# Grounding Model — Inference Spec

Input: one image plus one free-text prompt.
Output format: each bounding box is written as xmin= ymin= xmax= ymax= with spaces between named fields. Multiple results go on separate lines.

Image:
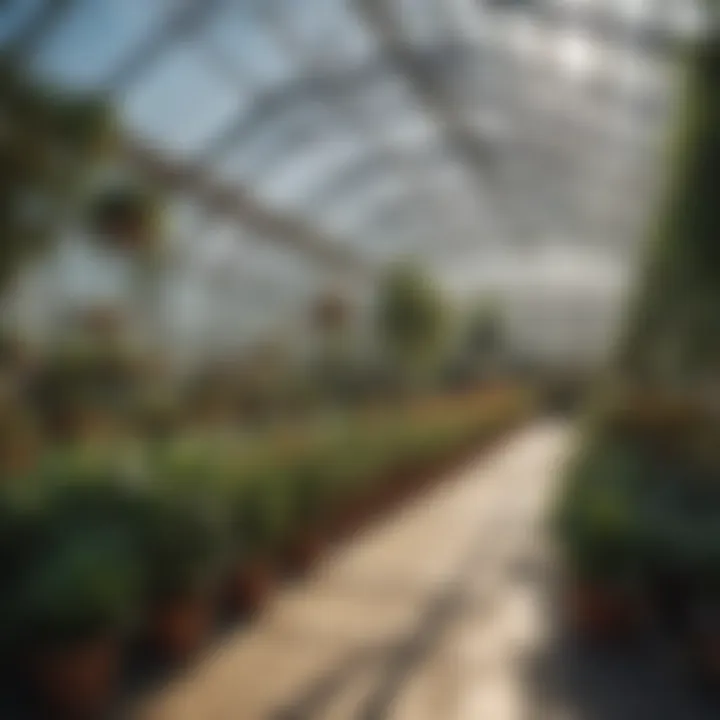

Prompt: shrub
xmin=222 ymin=452 xmax=289 ymax=562
xmin=556 ymin=442 xmax=647 ymax=584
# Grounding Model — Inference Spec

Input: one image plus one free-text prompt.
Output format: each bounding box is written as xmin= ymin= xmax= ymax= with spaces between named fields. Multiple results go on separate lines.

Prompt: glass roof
xmin=0 ymin=0 xmax=693 ymax=351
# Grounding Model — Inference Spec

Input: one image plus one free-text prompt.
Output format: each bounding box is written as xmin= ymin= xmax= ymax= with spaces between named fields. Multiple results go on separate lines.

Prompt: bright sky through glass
xmin=0 ymin=0 xmax=680 ymax=350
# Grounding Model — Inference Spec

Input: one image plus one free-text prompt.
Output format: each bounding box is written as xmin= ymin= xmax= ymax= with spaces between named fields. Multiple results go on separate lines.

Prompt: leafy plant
xmin=283 ymin=446 xmax=335 ymax=530
xmin=9 ymin=530 xmax=138 ymax=648
xmin=376 ymin=263 xmax=447 ymax=382
xmin=556 ymin=443 xmax=648 ymax=583
xmin=223 ymin=454 xmax=289 ymax=561
xmin=89 ymin=183 xmax=163 ymax=255
xmin=134 ymin=482 xmax=228 ymax=602
xmin=0 ymin=62 xmax=113 ymax=291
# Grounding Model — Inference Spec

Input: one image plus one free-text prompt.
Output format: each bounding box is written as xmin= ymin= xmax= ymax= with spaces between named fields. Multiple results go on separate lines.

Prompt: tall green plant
xmin=556 ymin=29 xmax=720 ymax=598
xmin=618 ymin=38 xmax=720 ymax=382
xmin=376 ymin=263 xmax=447 ymax=384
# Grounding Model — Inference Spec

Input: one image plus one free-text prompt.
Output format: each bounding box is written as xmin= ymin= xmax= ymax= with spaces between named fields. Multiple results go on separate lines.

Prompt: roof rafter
xmin=82 ymin=0 xmax=373 ymax=278
xmin=353 ymin=0 xmax=524 ymax=248
xmin=198 ymin=41 xmax=474 ymax=163
xmin=123 ymin=139 xmax=373 ymax=276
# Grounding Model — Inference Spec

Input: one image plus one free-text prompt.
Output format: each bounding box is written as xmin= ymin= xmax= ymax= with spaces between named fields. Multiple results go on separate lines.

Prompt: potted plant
xmin=89 ymin=183 xmax=162 ymax=255
xmin=221 ymin=455 xmax=288 ymax=616
xmin=555 ymin=444 xmax=649 ymax=643
xmin=282 ymin=447 xmax=333 ymax=577
xmin=322 ymin=430 xmax=386 ymax=539
xmin=12 ymin=531 xmax=138 ymax=719
xmin=135 ymin=481 xmax=227 ymax=664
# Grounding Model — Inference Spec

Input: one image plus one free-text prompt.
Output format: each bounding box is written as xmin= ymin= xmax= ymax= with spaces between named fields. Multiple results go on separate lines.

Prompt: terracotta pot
xmin=283 ymin=528 xmax=324 ymax=577
xmin=31 ymin=634 xmax=121 ymax=719
xmin=566 ymin=580 xmax=644 ymax=643
xmin=389 ymin=477 xmax=411 ymax=504
xmin=334 ymin=502 xmax=366 ymax=539
xmin=145 ymin=594 xmax=214 ymax=662
xmin=374 ymin=481 xmax=401 ymax=512
xmin=225 ymin=558 xmax=275 ymax=617
xmin=323 ymin=505 xmax=347 ymax=540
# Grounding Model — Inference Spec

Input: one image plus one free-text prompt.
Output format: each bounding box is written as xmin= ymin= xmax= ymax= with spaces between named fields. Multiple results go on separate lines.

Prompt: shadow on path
xmin=270 ymin=527 xmax=492 ymax=720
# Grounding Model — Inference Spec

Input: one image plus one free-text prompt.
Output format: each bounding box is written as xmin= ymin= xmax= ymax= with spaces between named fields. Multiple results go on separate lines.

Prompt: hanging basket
xmin=89 ymin=185 xmax=161 ymax=254
xmin=313 ymin=292 xmax=350 ymax=333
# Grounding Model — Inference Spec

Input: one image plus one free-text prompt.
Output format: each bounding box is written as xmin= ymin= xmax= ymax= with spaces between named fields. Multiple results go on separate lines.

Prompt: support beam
xmin=354 ymin=0 xmax=499 ymax=174
xmin=353 ymin=0 xmax=517 ymax=246
xmin=90 ymin=0 xmax=372 ymax=279
xmin=122 ymin=139 xmax=373 ymax=277
xmin=199 ymin=42 xmax=474 ymax=164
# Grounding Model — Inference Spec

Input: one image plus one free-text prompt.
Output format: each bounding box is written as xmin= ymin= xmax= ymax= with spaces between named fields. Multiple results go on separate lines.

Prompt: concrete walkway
xmin=141 ymin=423 xmax=571 ymax=720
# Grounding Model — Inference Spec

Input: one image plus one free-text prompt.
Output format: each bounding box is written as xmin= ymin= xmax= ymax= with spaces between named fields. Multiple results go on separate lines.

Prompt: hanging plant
xmin=0 ymin=62 xmax=116 ymax=292
xmin=313 ymin=291 xmax=351 ymax=335
xmin=89 ymin=184 xmax=163 ymax=255
xmin=53 ymin=95 xmax=115 ymax=163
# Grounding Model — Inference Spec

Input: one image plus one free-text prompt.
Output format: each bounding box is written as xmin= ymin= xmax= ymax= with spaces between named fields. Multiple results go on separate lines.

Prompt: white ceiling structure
xmin=0 ymin=0 xmax=697 ymax=358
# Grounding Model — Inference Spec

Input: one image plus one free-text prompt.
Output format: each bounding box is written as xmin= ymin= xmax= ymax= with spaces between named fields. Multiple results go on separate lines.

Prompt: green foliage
xmin=0 ymin=388 xmax=530 ymax=652
xmin=89 ymin=183 xmax=165 ymax=256
xmin=618 ymin=39 xmax=720 ymax=379
xmin=557 ymin=436 xmax=720 ymax=591
xmin=557 ymin=37 xmax=720 ymax=608
xmin=0 ymin=61 xmax=114 ymax=288
xmin=223 ymin=453 xmax=289 ymax=559
xmin=556 ymin=443 xmax=645 ymax=581
xmin=134 ymin=488 xmax=228 ymax=602
xmin=10 ymin=531 xmax=139 ymax=648
xmin=139 ymin=444 xmax=232 ymax=600
xmin=376 ymin=263 xmax=447 ymax=374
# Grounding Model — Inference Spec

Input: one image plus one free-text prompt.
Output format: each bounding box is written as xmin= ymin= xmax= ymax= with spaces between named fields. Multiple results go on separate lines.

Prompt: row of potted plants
xmin=0 ymin=385 xmax=534 ymax=718
xmin=555 ymin=413 xmax=720 ymax=682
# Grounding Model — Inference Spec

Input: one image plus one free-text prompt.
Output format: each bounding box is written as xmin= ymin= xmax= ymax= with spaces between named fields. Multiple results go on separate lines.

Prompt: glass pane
xmin=201 ymin=2 xmax=295 ymax=90
xmin=258 ymin=136 xmax=368 ymax=208
xmin=31 ymin=0 xmax=176 ymax=89
xmin=0 ymin=0 xmax=43 ymax=48
xmin=121 ymin=43 xmax=245 ymax=157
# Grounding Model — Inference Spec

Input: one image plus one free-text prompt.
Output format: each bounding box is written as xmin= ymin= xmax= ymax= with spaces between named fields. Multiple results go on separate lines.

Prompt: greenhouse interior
xmin=0 ymin=0 xmax=718 ymax=718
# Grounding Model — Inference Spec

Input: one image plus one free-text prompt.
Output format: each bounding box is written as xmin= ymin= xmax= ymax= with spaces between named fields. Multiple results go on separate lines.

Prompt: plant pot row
xmin=1 ymin=387 xmax=534 ymax=719
xmin=21 ymin=452 xmax=494 ymax=720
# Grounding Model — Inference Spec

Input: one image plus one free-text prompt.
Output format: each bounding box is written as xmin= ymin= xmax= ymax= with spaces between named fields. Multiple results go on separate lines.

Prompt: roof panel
xmin=200 ymin=2 xmax=295 ymax=89
xmin=0 ymin=0 xmax=44 ymax=46
xmin=30 ymin=0 xmax=176 ymax=89
xmin=120 ymin=43 xmax=245 ymax=158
